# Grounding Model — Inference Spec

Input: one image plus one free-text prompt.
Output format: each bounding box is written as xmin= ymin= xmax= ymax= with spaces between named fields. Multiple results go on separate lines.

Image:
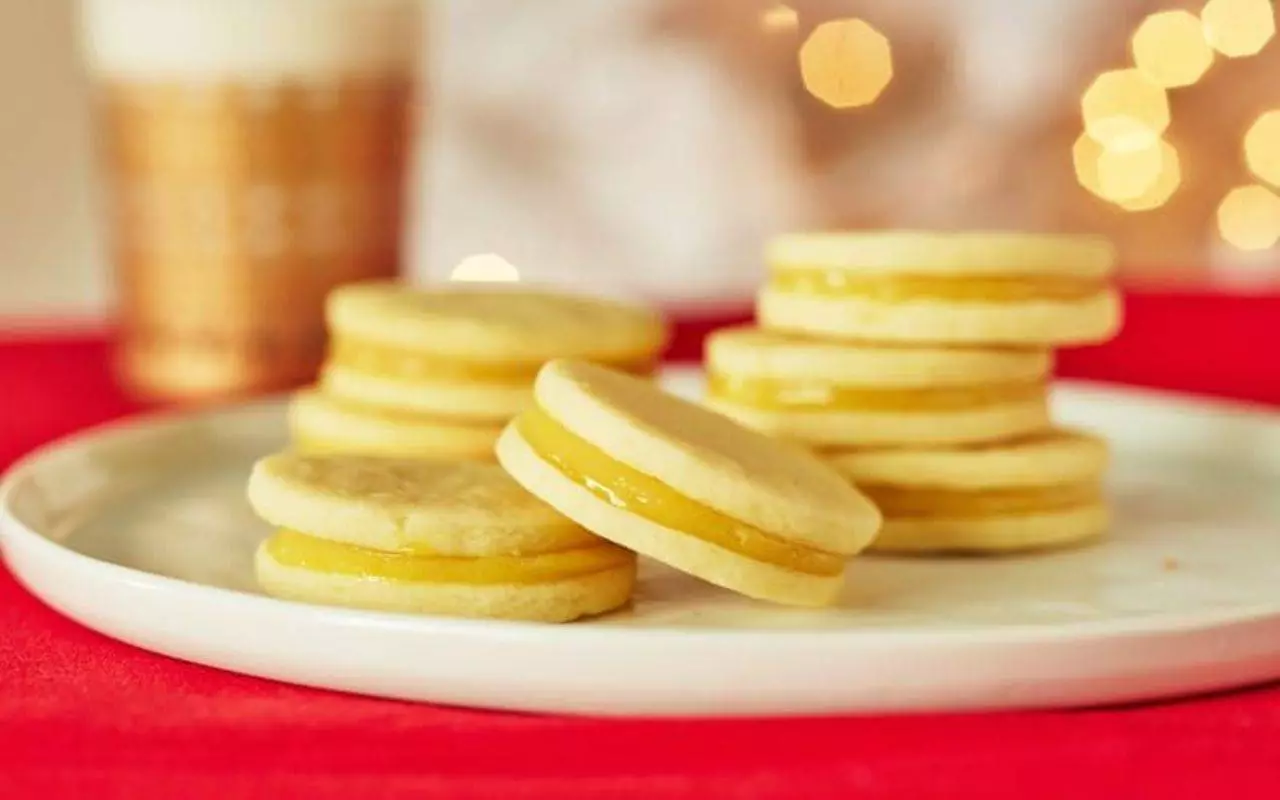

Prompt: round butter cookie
xmin=247 ymin=454 xmax=634 ymax=622
xmin=827 ymin=430 xmax=1110 ymax=554
xmin=496 ymin=359 xmax=882 ymax=607
xmin=704 ymin=326 xmax=1052 ymax=447
xmin=322 ymin=282 xmax=668 ymax=421
xmin=757 ymin=231 xmax=1121 ymax=346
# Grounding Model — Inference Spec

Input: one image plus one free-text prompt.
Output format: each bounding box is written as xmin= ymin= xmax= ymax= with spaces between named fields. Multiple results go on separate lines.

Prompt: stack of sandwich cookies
xmin=826 ymin=431 xmax=1110 ymax=553
xmin=497 ymin=360 xmax=882 ymax=607
xmin=704 ymin=326 xmax=1052 ymax=448
xmin=758 ymin=232 xmax=1121 ymax=345
xmin=291 ymin=282 xmax=668 ymax=459
xmin=248 ymin=454 xmax=637 ymax=622
xmin=710 ymin=230 xmax=1125 ymax=556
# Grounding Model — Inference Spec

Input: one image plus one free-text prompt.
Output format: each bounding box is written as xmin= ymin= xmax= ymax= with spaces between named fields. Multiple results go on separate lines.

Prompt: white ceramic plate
xmin=4 ymin=369 xmax=1280 ymax=717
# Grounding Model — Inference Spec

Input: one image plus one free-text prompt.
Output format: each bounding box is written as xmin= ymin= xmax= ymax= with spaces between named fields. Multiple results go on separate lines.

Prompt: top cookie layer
xmin=327 ymin=282 xmax=669 ymax=363
xmin=247 ymin=453 xmax=599 ymax=556
xmin=531 ymin=360 xmax=882 ymax=554
xmin=767 ymin=231 xmax=1117 ymax=278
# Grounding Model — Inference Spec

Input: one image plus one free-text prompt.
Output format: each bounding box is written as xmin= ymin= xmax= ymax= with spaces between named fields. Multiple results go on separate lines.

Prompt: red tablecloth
xmin=3 ymin=291 xmax=1280 ymax=798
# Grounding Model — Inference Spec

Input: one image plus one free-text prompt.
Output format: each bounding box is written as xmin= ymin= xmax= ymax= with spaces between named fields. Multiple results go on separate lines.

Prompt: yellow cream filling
xmin=264 ymin=529 xmax=633 ymax=584
xmin=515 ymin=408 xmax=845 ymax=577
xmin=770 ymin=268 xmax=1104 ymax=302
xmin=331 ymin=339 xmax=655 ymax=384
xmin=860 ymin=482 xmax=1100 ymax=518
xmin=708 ymin=373 xmax=1044 ymax=412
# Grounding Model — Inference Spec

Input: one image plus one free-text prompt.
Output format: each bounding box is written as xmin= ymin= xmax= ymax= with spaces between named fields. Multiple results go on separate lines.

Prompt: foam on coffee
xmin=81 ymin=0 xmax=418 ymax=80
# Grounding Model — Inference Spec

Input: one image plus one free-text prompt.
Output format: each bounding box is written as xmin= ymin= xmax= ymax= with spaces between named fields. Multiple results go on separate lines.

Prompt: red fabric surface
xmin=2 ymin=293 xmax=1280 ymax=798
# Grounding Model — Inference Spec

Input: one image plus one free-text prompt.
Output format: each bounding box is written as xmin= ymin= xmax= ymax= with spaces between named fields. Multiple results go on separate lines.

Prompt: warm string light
xmin=449 ymin=253 xmax=520 ymax=283
xmin=798 ymin=19 xmax=893 ymax=109
xmin=1074 ymin=134 xmax=1182 ymax=209
xmin=1244 ymin=110 xmax=1280 ymax=187
xmin=1081 ymin=69 xmax=1170 ymax=152
xmin=1217 ymin=185 xmax=1280 ymax=250
xmin=1098 ymin=141 xmax=1166 ymax=201
xmin=1117 ymin=141 xmax=1182 ymax=212
xmin=1073 ymin=0 xmax=1277 ymax=233
xmin=1201 ymin=0 xmax=1276 ymax=57
xmin=1131 ymin=11 xmax=1215 ymax=88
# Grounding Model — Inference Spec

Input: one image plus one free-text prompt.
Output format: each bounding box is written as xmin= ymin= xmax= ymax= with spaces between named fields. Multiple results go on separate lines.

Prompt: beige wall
xmin=0 ymin=0 xmax=106 ymax=317
xmin=0 ymin=0 xmax=808 ymax=318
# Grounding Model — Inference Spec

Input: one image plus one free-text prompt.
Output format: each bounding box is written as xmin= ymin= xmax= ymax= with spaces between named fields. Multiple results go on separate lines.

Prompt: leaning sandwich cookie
xmin=826 ymin=430 xmax=1110 ymax=554
xmin=321 ymin=282 xmax=669 ymax=422
xmin=248 ymin=454 xmax=636 ymax=622
xmin=703 ymin=326 xmax=1052 ymax=447
xmin=496 ymin=359 xmax=882 ymax=607
xmin=757 ymin=231 xmax=1121 ymax=346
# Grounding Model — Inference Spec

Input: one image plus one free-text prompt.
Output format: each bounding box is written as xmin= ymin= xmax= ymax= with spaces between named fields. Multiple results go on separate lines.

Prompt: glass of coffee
xmin=79 ymin=0 xmax=421 ymax=401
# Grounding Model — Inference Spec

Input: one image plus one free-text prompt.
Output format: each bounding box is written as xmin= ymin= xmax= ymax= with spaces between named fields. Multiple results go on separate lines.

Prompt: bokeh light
xmin=799 ymin=19 xmax=894 ymax=109
xmin=1216 ymin=185 xmax=1280 ymax=250
xmin=1081 ymin=69 xmax=1170 ymax=151
xmin=1118 ymin=140 xmax=1182 ymax=212
xmin=1201 ymin=0 xmax=1276 ymax=58
xmin=1098 ymin=140 xmax=1165 ymax=201
xmin=760 ymin=4 xmax=799 ymax=34
xmin=1072 ymin=134 xmax=1107 ymax=201
xmin=1244 ymin=110 xmax=1280 ymax=187
xmin=449 ymin=253 xmax=520 ymax=283
xmin=1131 ymin=11 xmax=1215 ymax=88
xmin=1074 ymin=134 xmax=1181 ymax=210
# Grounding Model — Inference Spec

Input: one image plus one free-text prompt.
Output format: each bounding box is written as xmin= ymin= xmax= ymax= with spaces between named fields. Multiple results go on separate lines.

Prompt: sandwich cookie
xmin=704 ymin=326 xmax=1052 ymax=447
xmin=288 ymin=390 xmax=501 ymax=460
xmin=322 ymin=282 xmax=669 ymax=422
xmin=496 ymin=360 xmax=882 ymax=607
xmin=757 ymin=231 xmax=1122 ymax=345
xmin=826 ymin=430 xmax=1110 ymax=554
xmin=248 ymin=454 xmax=636 ymax=622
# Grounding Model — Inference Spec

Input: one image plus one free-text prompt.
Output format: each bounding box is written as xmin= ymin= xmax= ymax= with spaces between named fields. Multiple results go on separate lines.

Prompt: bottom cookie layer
xmin=704 ymin=397 xmax=1050 ymax=447
xmin=288 ymin=390 xmax=501 ymax=460
xmin=255 ymin=544 xmax=636 ymax=623
xmin=868 ymin=503 xmax=1110 ymax=554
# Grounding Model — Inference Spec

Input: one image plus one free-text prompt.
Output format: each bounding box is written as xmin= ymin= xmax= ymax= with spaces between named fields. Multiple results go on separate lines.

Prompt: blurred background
xmin=2 ymin=0 xmax=1278 ymax=397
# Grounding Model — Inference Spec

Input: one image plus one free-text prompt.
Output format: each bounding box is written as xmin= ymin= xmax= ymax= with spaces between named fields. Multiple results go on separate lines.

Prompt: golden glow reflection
xmin=1217 ymin=185 xmax=1280 ymax=250
xmin=1201 ymin=0 xmax=1276 ymax=58
xmin=761 ymin=4 xmax=799 ymax=33
xmin=1131 ymin=10 xmax=1215 ymax=88
xmin=799 ymin=19 xmax=894 ymax=109
xmin=448 ymin=253 xmax=521 ymax=283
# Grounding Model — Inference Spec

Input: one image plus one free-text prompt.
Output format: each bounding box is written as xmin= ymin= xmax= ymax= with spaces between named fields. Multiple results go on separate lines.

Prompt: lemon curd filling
xmin=515 ymin=408 xmax=846 ymax=576
xmin=770 ymin=268 xmax=1105 ymax=302
xmin=708 ymin=373 xmax=1045 ymax=412
xmin=331 ymin=339 xmax=655 ymax=384
xmin=860 ymin=482 xmax=1101 ymax=518
xmin=264 ymin=529 xmax=633 ymax=584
